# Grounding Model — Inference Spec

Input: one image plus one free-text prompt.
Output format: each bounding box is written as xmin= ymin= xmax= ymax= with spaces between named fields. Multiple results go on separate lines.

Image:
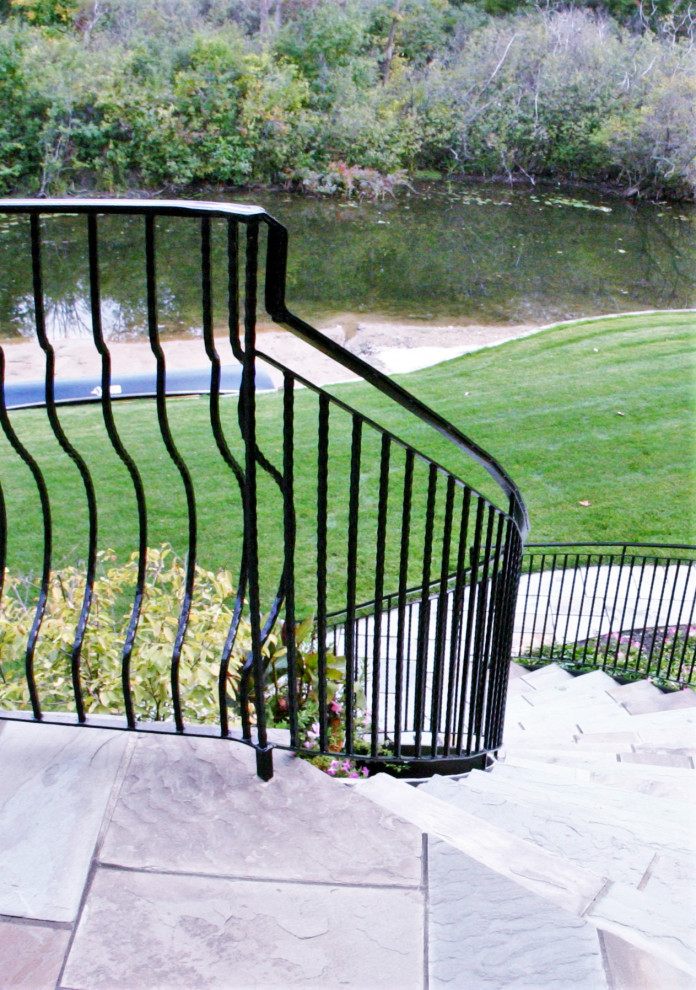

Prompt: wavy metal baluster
xmin=232 ymin=217 xmax=289 ymax=743
xmin=486 ymin=519 xmax=523 ymax=748
xmin=342 ymin=416 xmax=362 ymax=756
xmin=282 ymin=372 xmax=298 ymax=746
xmin=0 ymin=347 xmax=51 ymax=719
xmin=31 ymin=214 xmax=97 ymax=723
xmin=221 ymin=217 xmax=254 ymax=739
xmin=144 ymin=214 xmax=196 ymax=733
xmin=479 ymin=512 xmax=506 ymax=747
xmin=199 ymin=217 xmax=248 ymax=736
xmin=469 ymin=506 xmax=495 ymax=752
xmin=87 ymin=213 xmax=148 ymax=729
xmin=458 ymin=497 xmax=484 ymax=751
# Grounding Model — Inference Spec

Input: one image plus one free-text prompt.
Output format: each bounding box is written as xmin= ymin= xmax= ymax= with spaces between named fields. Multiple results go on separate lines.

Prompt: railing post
xmin=255 ymin=744 xmax=274 ymax=782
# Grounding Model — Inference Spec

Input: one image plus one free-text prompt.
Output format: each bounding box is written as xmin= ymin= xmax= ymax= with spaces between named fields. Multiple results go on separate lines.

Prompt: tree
xmin=10 ymin=0 xmax=78 ymax=26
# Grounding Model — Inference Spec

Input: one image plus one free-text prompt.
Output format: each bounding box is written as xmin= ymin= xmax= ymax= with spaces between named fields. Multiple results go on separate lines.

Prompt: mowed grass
xmin=0 ymin=311 xmax=693 ymax=615
xmin=343 ymin=310 xmax=695 ymax=546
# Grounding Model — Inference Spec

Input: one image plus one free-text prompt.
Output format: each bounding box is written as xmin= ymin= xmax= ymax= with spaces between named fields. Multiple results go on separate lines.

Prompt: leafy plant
xmin=0 ymin=545 xmax=247 ymax=722
xmin=263 ymin=616 xmax=371 ymax=755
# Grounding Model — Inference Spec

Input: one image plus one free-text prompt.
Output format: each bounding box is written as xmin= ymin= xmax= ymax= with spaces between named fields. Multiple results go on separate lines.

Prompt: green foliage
xmin=523 ymin=625 xmax=696 ymax=688
xmin=0 ymin=545 xmax=246 ymax=722
xmin=10 ymin=0 xmax=77 ymax=27
xmin=0 ymin=29 xmax=45 ymax=191
xmin=274 ymin=1 xmax=370 ymax=87
xmin=595 ymin=72 xmax=696 ymax=199
xmin=0 ymin=1 xmax=694 ymax=199
xmin=262 ymin=616 xmax=371 ymax=758
xmin=414 ymin=8 xmax=695 ymax=189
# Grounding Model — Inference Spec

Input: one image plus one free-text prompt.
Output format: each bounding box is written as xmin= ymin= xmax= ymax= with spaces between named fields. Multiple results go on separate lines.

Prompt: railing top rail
xmin=0 ymin=197 xmax=529 ymax=537
xmin=259 ymin=212 xmax=528 ymax=537
xmin=0 ymin=198 xmax=268 ymax=221
xmin=524 ymin=542 xmax=696 ymax=552
xmin=256 ymin=348 xmax=503 ymax=511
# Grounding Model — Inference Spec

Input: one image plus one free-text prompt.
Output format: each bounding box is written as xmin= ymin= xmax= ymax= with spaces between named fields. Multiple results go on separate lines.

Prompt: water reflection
xmin=0 ymin=185 xmax=693 ymax=342
xmin=11 ymin=294 xmax=135 ymax=340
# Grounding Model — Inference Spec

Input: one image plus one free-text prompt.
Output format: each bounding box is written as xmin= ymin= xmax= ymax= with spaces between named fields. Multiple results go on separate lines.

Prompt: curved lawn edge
xmin=467 ymin=308 xmax=696 ymax=357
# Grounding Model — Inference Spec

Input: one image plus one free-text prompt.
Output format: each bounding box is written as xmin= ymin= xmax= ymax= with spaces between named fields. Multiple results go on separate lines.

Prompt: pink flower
xmin=341 ymin=759 xmax=352 ymax=772
xmin=361 ymin=767 xmax=369 ymax=777
xmin=348 ymin=771 xmax=359 ymax=778
xmin=329 ymin=698 xmax=343 ymax=715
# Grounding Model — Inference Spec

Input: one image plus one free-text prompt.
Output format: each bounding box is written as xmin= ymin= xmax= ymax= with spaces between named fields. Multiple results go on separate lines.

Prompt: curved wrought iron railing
xmin=514 ymin=543 xmax=696 ymax=687
xmin=0 ymin=199 xmax=528 ymax=778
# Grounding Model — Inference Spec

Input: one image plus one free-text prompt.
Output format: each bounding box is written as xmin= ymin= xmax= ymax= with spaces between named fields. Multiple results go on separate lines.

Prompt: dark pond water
xmin=0 ymin=183 xmax=694 ymax=341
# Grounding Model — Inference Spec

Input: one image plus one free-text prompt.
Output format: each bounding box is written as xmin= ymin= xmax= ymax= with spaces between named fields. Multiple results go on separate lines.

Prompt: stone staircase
xmin=1 ymin=662 xmax=694 ymax=989
xmin=357 ymin=662 xmax=696 ymax=990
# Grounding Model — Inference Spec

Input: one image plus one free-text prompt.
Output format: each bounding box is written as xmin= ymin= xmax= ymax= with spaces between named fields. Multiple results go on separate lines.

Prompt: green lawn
xmin=346 ymin=310 xmax=695 ymax=546
xmin=1 ymin=311 xmax=693 ymax=616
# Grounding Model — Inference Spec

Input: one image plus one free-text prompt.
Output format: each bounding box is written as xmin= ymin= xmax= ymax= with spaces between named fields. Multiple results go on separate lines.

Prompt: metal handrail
xmin=525 ymin=541 xmax=696 ymax=552
xmin=2 ymin=199 xmax=529 ymax=538
xmin=514 ymin=543 xmax=696 ymax=686
xmin=0 ymin=198 xmax=528 ymax=778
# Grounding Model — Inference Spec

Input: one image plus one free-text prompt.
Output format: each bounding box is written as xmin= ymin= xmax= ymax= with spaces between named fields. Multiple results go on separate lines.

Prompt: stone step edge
xmin=506 ymin=704 xmax=696 ymax=733
xmin=510 ymin=669 xmax=696 ymax=714
xmin=355 ymin=773 xmax=696 ymax=977
xmin=495 ymin=750 xmax=696 ymax=781
xmin=511 ymin=667 xmax=618 ymax=696
xmin=454 ymin=769 xmax=694 ymax=848
xmin=494 ymin=755 xmax=696 ymax=802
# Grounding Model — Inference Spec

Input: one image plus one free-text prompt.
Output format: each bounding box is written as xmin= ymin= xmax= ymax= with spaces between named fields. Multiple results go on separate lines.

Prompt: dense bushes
xmin=0 ymin=0 xmax=693 ymax=200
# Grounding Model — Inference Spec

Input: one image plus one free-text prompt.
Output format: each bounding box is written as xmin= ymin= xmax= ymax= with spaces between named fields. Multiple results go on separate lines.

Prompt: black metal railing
xmin=513 ymin=543 xmax=696 ymax=687
xmin=0 ymin=199 xmax=528 ymax=779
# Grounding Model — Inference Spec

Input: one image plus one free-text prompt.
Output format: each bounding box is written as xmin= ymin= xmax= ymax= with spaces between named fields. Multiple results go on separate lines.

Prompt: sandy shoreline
xmin=1 ymin=318 xmax=539 ymax=387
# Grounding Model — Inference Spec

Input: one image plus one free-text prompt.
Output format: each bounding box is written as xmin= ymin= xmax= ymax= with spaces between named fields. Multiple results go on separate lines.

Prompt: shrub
xmin=0 ymin=545 xmax=247 ymax=722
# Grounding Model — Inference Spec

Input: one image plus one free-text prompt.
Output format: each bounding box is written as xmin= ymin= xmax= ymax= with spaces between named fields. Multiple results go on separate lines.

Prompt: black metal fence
xmin=514 ymin=543 xmax=696 ymax=687
xmin=0 ymin=199 xmax=528 ymax=778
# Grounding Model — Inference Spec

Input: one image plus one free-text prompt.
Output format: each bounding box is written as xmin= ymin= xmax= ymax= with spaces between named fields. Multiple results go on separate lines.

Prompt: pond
xmin=0 ymin=183 xmax=693 ymax=341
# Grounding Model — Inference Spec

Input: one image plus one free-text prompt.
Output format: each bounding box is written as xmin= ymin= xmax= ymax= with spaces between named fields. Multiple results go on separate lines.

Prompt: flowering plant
xmin=325 ymin=758 xmax=370 ymax=779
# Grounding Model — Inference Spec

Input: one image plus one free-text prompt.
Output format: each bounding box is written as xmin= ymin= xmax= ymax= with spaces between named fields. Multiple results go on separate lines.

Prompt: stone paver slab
xmin=421 ymin=775 xmax=655 ymax=890
xmin=461 ymin=769 xmax=693 ymax=853
xmin=0 ymin=721 xmax=128 ymax=922
xmin=0 ymin=919 xmax=71 ymax=989
xmin=62 ymin=867 xmax=424 ymax=990
xmin=100 ymin=734 xmax=422 ymax=886
xmin=601 ymin=931 xmax=696 ymax=990
xmin=356 ymin=774 xmax=607 ymax=917
xmin=518 ymin=663 xmax=573 ymax=690
xmin=499 ymin=754 xmax=696 ymax=803
xmin=429 ymin=838 xmax=607 ymax=990
xmin=588 ymin=881 xmax=696 ymax=975
xmin=619 ymin=751 xmax=694 ymax=768
xmin=607 ymin=679 xmax=672 ymax=714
